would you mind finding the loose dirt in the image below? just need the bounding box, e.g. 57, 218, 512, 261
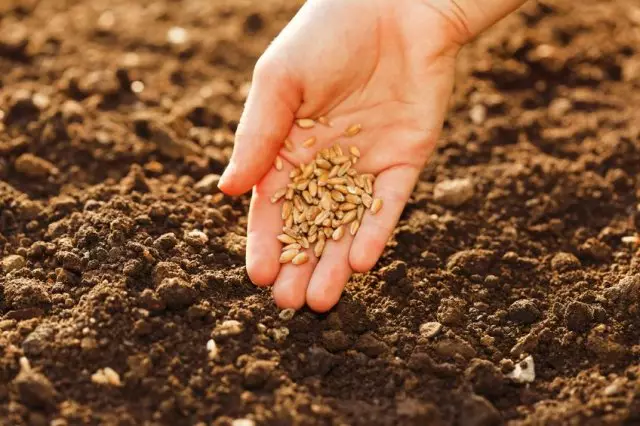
1, 0, 640, 425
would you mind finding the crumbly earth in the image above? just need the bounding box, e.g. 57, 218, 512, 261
1, 0, 639, 425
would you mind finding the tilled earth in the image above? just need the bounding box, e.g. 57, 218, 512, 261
1, 0, 640, 425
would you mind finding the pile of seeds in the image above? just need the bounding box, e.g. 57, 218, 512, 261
271, 122, 383, 266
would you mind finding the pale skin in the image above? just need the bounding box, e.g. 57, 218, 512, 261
218, 0, 528, 312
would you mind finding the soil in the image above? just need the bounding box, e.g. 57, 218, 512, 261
1, 0, 640, 425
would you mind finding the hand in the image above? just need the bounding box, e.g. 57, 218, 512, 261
218, 0, 472, 312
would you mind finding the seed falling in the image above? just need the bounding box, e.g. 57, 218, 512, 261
344, 124, 362, 137
302, 136, 317, 148
275, 156, 283, 171
296, 118, 316, 129
317, 116, 332, 126
271, 144, 382, 264
284, 139, 294, 151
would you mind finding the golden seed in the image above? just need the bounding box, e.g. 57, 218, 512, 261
337, 161, 352, 177
309, 233, 317, 244
350, 220, 360, 236
307, 206, 321, 222
364, 177, 373, 195
309, 180, 318, 197
290, 169, 300, 179
280, 249, 299, 263
346, 194, 362, 205
336, 211, 344, 219
284, 139, 294, 151
324, 227, 333, 238
314, 210, 331, 225
344, 123, 362, 137
300, 236, 310, 249
347, 185, 360, 195
277, 234, 297, 244
292, 252, 309, 265
300, 222, 309, 233
293, 208, 305, 224
293, 195, 304, 212
360, 193, 372, 208
371, 198, 383, 214
302, 163, 315, 179
331, 155, 350, 165
332, 226, 345, 241
274, 156, 283, 171
317, 174, 329, 187
285, 214, 294, 228
342, 210, 357, 225
328, 165, 340, 178
283, 226, 299, 238
314, 238, 326, 257
309, 225, 318, 236
317, 116, 332, 126
320, 193, 332, 211
332, 144, 343, 156
285, 187, 294, 200
282, 201, 293, 220
351, 155, 358, 165
333, 184, 349, 194
321, 148, 332, 159
302, 190, 313, 204
302, 136, 317, 148
331, 190, 345, 202
340, 202, 357, 211
349, 146, 361, 157
357, 205, 365, 221
355, 175, 365, 188
283, 243, 301, 251
271, 188, 286, 203
316, 158, 332, 169
347, 168, 357, 177
296, 118, 316, 129
322, 218, 331, 227
327, 177, 347, 185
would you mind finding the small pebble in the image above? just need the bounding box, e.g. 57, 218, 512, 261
507, 355, 535, 383
419, 321, 443, 338
433, 178, 474, 207
279, 308, 296, 321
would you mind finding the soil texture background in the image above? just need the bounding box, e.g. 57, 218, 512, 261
1, 0, 640, 425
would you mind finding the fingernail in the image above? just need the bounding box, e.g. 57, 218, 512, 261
218, 161, 235, 188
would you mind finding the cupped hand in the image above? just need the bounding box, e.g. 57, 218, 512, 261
218, 0, 471, 312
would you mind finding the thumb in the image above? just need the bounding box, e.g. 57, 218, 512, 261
218, 56, 300, 195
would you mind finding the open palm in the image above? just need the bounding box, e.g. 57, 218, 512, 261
218, 0, 469, 312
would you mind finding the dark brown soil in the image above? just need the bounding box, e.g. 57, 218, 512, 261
1, 0, 640, 425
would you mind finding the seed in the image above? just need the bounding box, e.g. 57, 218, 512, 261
309, 225, 318, 236
347, 185, 361, 195
285, 214, 294, 228
290, 169, 300, 179
371, 198, 383, 214
346, 194, 361, 205
322, 218, 331, 227
332, 144, 343, 156
308, 233, 317, 243
331, 190, 345, 202
317, 116, 332, 126
302, 190, 313, 204
332, 155, 350, 165
317, 174, 329, 187
328, 165, 340, 178
283, 243, 301, 251
277, 234, 297, 244
360, 193, 372, 208
283, 226, 298, 239
284, 139, 294, 151
303, 136, 317, 148
302, 163, 315, 179
314, 210, 331, 225
314, 238, 326, 257
342, 210, 357, 225
350, 220, 360, 236
309, 180, 318, 197
349, 146, 361, 157
337, 161, 352, 177
355, 175, 365, 188
280, 249, 299, 263
293, 208, 305, 224
332, 226, 345, 241
344, 123, 362, 137
300, 222, 310, 233
293, 195, 304, 212
336, 211, 345, 219
296, 118, 316, 129
300, 236, 310, 249
282, 201, 293, 220
357, 205, 365, 221
274, 156, 283, 171
292, 252, 309, 265
340, 202, 357, 211
285, 187, 294, 200
320, 193, 332, 211
347, 168, 358, 177
333, 184, 349, 194
316, 158, 332, 169
324, 227, 333, 238
327, 177, 347, 185
364, 177, 373, 195
321, 148, 331, 159
271, 188, 286, 203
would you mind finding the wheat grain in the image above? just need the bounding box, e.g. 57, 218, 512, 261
344, 124, 362, 137
296, 118, 316, 129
